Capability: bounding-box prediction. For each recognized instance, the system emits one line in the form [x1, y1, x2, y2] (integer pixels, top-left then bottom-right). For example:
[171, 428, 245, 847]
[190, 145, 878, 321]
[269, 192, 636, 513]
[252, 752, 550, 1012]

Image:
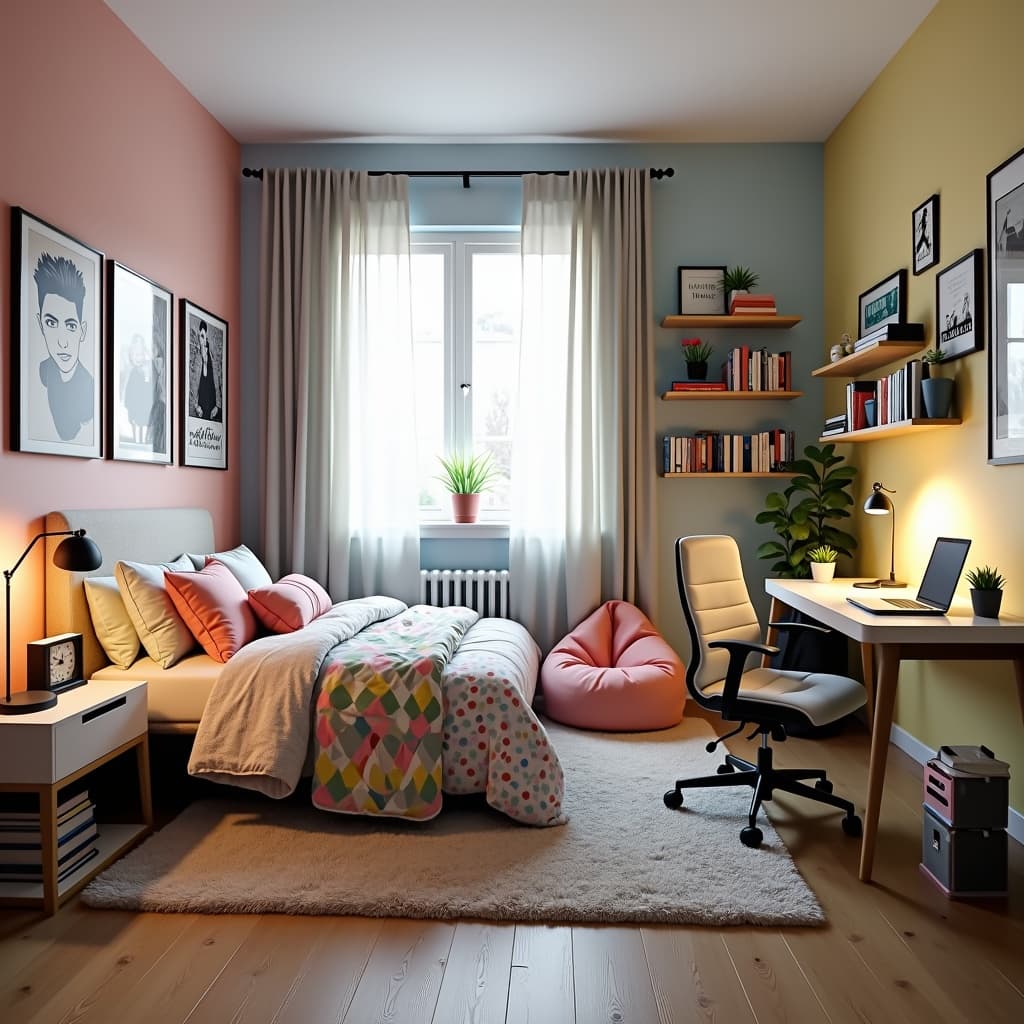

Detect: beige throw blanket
[188, 597, 406, 797]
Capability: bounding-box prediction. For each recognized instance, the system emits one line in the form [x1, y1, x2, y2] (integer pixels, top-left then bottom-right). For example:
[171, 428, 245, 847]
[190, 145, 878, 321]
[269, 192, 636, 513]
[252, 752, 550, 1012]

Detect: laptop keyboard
[884, 598, 927, 609]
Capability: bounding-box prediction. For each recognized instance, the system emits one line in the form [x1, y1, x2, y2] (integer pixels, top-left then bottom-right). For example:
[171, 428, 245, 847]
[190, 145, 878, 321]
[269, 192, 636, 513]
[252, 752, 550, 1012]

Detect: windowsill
[419, 522, 509, 540]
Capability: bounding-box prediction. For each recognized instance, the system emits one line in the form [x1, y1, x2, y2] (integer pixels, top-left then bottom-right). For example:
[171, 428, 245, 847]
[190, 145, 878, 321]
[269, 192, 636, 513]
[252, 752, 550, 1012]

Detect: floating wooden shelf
[662, 472, 788, 478]
[661, 390, 803, 401]
[812, 341, 928, 378]
[660, 315, 802, 330]
[819, 418, 961, 443]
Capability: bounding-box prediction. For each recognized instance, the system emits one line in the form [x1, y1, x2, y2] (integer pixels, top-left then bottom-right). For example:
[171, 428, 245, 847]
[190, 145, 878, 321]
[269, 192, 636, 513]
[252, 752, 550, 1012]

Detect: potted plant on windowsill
[965, 565, 1005, 618]
[681, 337, 713, 380]
[435, 452, 499, 524]
[721, 265, 760, 310]
[807, 545, 839, 582]
[921, 348, 954, 418]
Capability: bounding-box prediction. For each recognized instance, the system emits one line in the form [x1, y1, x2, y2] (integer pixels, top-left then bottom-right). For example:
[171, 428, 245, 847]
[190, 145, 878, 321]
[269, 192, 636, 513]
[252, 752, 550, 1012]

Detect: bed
[44, 508, 563, 825]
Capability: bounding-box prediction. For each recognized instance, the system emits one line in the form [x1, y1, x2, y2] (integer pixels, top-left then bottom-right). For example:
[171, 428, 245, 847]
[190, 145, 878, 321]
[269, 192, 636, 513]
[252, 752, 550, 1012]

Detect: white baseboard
[889, 723, 1023, 846]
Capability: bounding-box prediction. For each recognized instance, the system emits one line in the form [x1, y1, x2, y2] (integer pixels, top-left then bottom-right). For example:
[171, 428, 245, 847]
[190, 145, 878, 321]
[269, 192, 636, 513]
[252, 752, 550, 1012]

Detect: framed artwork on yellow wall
[935, 249, 983, 362]
[912, 193, 940, 275]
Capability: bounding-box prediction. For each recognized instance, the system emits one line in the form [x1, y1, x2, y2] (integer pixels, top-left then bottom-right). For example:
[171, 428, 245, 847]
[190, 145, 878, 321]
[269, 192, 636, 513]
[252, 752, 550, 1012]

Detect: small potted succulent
[435, 451, 499, 523]
[721, 265, 760, 309]
[921, 348, 954, 418]
[965, 565, 1005, 618]
[807, 544, 839, 583]
[681, 337, 713, 380]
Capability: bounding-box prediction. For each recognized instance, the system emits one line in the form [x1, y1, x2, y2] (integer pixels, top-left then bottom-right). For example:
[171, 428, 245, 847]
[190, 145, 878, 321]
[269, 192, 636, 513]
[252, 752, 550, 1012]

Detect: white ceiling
[105, 0, 938, 144]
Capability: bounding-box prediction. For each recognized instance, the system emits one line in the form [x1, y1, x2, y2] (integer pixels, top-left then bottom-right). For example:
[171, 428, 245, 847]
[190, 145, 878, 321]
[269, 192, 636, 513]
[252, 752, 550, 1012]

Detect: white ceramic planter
[810, 562, 836, 583]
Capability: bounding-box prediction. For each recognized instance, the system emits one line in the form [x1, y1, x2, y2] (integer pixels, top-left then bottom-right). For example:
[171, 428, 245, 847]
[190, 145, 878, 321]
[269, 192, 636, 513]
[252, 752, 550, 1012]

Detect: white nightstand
[0, 679, 151, 914]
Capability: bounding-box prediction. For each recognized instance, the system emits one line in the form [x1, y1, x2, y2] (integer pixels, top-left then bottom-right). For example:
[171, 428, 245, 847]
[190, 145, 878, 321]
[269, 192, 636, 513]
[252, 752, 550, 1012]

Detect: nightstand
[0, 680, 151, 914]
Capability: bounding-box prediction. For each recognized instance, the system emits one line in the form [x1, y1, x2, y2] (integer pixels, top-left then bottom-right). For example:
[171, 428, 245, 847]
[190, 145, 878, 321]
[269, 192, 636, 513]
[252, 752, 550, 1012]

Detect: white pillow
[115, 555, 196, 669]
[186, 544, 272, 592]
[84, 576, 141, 669]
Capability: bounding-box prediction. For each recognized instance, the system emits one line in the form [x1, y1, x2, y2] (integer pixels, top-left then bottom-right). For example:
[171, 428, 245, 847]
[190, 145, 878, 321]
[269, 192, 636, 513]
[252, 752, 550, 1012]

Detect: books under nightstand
[0, 789, 99, 883]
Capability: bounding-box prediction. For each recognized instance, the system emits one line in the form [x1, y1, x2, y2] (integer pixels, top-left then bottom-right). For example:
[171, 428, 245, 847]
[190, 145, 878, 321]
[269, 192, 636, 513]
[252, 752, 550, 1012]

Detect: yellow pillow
[115, 555, 196, 668]
[84, 576, 141, 669]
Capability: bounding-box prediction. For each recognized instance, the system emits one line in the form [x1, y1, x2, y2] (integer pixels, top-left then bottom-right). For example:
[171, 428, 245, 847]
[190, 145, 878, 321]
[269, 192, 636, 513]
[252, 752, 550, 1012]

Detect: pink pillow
[164, 560, 258, 663]
[247, 574, 333, 634]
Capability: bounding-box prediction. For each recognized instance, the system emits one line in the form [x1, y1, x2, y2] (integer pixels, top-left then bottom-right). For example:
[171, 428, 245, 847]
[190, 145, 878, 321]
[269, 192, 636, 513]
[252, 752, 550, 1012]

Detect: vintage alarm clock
[27, 633, 87, 695]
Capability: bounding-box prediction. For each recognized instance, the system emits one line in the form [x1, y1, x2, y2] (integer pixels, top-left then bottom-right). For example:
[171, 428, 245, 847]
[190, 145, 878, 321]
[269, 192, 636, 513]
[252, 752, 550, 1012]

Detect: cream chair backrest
[677, 535, 761, 692]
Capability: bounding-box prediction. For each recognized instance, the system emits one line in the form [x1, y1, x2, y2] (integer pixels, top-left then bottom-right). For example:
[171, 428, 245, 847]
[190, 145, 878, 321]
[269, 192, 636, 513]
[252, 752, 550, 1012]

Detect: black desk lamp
[853, 482, 906, 589]
[2, 529, 102, 715]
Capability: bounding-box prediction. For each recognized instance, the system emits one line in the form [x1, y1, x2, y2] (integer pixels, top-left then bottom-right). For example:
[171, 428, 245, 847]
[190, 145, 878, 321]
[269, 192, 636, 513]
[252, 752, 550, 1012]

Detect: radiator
[419, 569, 511, 618]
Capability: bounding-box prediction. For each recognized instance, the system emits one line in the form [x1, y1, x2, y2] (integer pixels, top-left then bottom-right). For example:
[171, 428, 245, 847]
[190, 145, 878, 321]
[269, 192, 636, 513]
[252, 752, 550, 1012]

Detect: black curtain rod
[242, 167, 673, 188]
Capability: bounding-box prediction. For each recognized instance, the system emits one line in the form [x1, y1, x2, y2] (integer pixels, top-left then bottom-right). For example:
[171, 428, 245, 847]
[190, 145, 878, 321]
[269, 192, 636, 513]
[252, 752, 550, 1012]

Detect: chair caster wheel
[842, 814, 863, 838]
[716, 763, 735, 774]
[740, 826, 763, 848]
[705, 741, 717, 753]
[815, 779, 833, 794]
[664, 790, 684, 810]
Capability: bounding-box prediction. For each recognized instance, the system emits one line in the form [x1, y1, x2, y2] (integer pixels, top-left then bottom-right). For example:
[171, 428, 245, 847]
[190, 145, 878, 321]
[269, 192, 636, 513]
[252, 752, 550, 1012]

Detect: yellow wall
[825, 0, 1024, 812]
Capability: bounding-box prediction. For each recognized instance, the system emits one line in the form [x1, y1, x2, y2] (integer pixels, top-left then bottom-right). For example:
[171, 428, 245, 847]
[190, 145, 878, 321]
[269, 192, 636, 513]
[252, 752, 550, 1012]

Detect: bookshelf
[663, 472, 788, 478]
[661, 390, 802, 401]
[661, 315, 801, 330]
[819, 418, 961, 443]
[812, 340, 928, 378]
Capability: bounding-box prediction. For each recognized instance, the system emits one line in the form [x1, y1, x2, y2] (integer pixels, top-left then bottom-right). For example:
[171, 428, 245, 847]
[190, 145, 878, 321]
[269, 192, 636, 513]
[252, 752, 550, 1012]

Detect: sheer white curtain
[510, 170, 655, 653]
[259, 169, 419, 604]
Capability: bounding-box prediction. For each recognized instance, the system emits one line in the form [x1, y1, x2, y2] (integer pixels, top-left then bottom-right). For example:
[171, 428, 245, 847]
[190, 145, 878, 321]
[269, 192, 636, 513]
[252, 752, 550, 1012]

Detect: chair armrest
[767, 620, 831, 636]
[708, 639, 780, 712]
[709, 639, 780, 659]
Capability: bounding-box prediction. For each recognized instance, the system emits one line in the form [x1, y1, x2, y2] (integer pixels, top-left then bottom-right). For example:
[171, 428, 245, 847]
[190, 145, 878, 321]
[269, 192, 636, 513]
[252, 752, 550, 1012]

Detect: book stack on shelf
[729, 292, 777, 316]
[0, 791, 99, 885]
[722, 347, 792, 391]
[853, 321, 925, 352]
[822, 412, 848, 437]
[663, 429, 795, 474]
[843, 359, 924, 430]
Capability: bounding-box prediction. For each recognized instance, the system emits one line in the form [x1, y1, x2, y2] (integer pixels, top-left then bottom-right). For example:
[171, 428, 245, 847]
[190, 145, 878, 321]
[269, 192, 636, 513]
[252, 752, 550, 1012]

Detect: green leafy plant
[922, 347, 946, 364]
[681, 337, 713, 363]
[756, 443, 858, 578]
[965, 565, 1005, 590]
[807, 545, 838, 564]
[722, 265, 760, 292]
[435, 452, 499, 495]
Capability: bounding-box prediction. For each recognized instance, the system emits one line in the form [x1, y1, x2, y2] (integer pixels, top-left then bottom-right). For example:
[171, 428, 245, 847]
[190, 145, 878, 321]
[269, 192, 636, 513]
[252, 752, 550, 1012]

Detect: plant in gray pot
[921, 348, 954, 418]
[965, 565, 1005, 618]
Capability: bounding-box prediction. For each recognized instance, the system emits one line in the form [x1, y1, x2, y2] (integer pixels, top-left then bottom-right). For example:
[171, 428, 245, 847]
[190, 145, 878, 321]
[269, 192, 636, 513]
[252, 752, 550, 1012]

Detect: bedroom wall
[0, 0, 241, 690]
[824, 0, 1024, 811]
[238, 142, 825, 655]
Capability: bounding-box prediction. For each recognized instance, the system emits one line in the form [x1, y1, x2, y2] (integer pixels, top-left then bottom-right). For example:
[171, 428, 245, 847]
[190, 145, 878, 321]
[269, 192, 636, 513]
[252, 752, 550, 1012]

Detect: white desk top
[764, 578, 1024, 645]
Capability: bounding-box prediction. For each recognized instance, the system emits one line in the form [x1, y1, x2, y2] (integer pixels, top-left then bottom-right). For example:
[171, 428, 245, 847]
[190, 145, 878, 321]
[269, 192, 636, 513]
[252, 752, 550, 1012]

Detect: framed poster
[109, 262, 173, 463]
[11, 208, 103, 458]
[858, 269, 907, 337]
[912, 193, 940, 275]
[677, 266, 727, 315]
[935, 249, 983, 362]
[180, 300, 228, 469]
[987, 144, 1024, 464]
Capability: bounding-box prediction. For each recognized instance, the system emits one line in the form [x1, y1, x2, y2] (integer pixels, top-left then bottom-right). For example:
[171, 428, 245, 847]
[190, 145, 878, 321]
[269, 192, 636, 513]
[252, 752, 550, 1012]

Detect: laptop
[846, 537, 971, 616]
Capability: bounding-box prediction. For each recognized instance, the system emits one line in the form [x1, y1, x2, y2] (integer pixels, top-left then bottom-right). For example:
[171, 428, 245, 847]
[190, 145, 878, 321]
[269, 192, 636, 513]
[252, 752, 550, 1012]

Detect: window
[411, 233, 521, 519]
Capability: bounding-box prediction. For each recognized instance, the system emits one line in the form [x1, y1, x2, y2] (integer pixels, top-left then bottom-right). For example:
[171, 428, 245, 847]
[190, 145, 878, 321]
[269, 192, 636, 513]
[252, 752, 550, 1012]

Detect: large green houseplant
[756, 443, 858, 578]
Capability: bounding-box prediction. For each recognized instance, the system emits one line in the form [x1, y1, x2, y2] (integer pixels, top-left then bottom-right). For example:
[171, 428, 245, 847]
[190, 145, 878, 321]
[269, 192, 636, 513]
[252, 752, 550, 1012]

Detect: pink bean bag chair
[541, 600, 686, 731]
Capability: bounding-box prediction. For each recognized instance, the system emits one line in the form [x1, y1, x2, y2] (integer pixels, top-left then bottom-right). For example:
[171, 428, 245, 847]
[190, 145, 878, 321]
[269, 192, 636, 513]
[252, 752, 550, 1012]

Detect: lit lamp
[853, 482, 906, 590]
[2, 529, 102, 715]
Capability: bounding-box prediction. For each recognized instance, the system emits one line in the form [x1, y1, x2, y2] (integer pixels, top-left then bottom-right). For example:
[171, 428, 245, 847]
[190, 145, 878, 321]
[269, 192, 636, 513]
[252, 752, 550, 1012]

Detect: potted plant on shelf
[965, 565, 1005, 618]
[681, 337, 713, 380]
[807, 545, 839, 583]
[921, 348, 954, 418]
[435, 451, 499, 524]
[721, 265, 760, 309]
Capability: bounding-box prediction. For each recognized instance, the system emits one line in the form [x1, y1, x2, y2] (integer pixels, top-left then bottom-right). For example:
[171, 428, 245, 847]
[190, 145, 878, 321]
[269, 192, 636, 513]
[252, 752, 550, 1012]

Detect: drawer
[53, 686, 147, 781]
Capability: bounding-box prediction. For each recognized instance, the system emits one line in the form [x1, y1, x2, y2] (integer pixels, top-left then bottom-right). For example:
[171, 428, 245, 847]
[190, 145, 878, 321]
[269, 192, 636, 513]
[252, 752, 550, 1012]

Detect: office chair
[665, 535, 865, 848]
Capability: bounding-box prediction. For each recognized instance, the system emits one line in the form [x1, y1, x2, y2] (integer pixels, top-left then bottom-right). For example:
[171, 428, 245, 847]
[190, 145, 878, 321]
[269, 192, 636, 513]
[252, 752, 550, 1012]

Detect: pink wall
[0, 0, 241, 689]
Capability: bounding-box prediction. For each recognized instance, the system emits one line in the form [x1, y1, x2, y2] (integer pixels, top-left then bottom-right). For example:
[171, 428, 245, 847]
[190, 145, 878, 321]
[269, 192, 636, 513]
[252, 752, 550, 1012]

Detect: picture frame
[109, 262, 173, 464]
[677, 266, 727, 315]
[912, 193, 940, 275]
[935, 249, 983, 362]
[10, 208, 103, 458]
[858, 269, 907, 337]
[987, 144, 1024, 464]
[180, 300, 228, 469]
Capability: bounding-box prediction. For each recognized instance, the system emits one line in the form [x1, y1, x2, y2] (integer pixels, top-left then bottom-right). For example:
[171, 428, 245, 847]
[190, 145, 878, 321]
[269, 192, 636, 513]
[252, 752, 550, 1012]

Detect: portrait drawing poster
[181, 299, 228, 469]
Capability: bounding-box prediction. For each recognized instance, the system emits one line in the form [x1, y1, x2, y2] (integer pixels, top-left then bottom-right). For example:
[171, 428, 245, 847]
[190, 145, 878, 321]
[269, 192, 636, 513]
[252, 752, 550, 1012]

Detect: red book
[671, 381, 727, 391]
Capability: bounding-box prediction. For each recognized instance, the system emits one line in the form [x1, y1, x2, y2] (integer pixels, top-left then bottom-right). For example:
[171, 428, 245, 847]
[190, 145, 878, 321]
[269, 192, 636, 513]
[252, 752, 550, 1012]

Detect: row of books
[0, 790, 99, 884]
[843, 360, 925, 431]
[821, 412, 848, 437]
[730, 293, 777, 316]
[663, 429, 796, 474]
[853, 321, 925, 352]
[721, 347, 793, 392]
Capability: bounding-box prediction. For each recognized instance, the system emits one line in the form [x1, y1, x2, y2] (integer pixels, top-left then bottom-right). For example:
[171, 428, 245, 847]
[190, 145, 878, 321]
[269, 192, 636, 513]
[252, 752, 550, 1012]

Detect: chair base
[663, 738, 862, 847]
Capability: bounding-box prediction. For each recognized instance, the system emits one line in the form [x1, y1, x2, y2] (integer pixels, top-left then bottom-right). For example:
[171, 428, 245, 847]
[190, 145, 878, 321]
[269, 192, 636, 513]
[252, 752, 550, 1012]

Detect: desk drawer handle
[82, 696, 126, 723]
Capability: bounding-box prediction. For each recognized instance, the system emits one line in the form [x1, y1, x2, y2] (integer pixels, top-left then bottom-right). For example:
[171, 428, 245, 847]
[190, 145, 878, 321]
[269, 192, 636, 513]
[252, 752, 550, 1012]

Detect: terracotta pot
[686, 361, 708, 381]
[451, 492, 481, 524]
[810, 562, 836, 583]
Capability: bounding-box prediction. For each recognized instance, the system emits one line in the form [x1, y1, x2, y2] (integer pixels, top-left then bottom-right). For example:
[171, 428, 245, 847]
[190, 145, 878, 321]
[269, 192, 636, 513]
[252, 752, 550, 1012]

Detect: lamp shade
[52, 532, 102, 572]
[863, 483, 893, 515]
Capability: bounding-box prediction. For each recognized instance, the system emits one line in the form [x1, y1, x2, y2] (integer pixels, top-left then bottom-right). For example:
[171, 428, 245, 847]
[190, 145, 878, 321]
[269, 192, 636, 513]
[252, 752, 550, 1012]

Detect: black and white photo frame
[11, 208, 103, 458]
[935, 249, 983, 363]
[912, 193, 940, 275]
[109, 262, 173, 464]
[180, 299, 228, 469]
[858, 269, 907, 337]
[677, 266, 727, 315]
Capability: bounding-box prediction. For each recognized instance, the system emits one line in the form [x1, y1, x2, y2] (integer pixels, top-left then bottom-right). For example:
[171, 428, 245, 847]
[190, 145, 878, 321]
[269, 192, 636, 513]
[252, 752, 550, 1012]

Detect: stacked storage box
[921, 745, 1009, 897]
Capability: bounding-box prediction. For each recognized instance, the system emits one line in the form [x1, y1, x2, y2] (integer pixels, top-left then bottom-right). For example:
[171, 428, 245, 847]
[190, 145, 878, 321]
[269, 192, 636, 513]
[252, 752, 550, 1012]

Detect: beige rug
[83, 718, 824, 926]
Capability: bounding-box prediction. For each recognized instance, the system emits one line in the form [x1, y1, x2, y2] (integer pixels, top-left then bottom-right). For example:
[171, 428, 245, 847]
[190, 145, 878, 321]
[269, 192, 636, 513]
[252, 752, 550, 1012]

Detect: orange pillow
[164, 560, 258, 663]
[247, 574, 333, 634]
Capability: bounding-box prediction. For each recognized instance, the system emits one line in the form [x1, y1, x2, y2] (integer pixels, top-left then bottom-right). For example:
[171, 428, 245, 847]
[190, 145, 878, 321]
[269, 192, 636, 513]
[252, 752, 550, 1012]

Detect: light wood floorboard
[2, 707, 1021, 1023]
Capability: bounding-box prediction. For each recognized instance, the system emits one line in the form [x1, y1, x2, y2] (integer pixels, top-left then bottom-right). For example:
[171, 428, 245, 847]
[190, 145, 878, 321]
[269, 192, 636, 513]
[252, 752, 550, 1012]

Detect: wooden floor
[2, 708, 1022, 1024]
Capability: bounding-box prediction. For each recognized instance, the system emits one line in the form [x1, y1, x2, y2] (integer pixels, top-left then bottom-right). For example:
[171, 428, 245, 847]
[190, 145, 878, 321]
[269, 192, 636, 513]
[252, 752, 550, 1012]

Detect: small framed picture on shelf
[180, 300, 228, 470]
[935, 249, 983, 362]
[912, 193, 940, 275]
[677, 266, 726, 315]
[858, 268, 907, 337]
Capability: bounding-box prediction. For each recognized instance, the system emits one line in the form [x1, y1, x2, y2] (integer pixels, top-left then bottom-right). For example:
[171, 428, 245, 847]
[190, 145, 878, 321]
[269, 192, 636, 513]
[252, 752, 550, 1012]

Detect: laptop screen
[917, 537, 971, 607]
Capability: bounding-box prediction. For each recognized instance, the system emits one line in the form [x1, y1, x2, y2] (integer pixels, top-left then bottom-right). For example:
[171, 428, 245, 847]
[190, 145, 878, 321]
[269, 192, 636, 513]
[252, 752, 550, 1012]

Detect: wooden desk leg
[1014, 659, 1024, 728]
[860, 642, 875, 725]
[137, 735, 153, 829]
[763, 596, 786, 667]
[859, 644, 900, 883]
[40, 784, 59, 916]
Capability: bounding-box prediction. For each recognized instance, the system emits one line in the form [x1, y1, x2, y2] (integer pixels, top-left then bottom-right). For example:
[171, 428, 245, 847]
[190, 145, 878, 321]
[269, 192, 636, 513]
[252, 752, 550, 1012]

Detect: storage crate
[923, 758, 1008, 829]
[921, 806, 1007, 897]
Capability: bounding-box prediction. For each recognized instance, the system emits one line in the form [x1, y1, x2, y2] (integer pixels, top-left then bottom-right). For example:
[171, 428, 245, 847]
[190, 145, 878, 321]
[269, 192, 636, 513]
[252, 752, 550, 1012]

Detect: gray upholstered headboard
[45, 508, 215, 679]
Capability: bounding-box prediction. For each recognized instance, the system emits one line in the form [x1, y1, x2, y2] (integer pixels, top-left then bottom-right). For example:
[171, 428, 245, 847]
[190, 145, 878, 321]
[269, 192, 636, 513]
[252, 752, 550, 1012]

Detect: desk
[763, 578, 1024, 883]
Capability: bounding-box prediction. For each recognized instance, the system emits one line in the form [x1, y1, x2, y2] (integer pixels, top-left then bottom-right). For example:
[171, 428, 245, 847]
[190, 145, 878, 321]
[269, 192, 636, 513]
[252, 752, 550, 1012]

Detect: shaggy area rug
[83, 718, 824, 926]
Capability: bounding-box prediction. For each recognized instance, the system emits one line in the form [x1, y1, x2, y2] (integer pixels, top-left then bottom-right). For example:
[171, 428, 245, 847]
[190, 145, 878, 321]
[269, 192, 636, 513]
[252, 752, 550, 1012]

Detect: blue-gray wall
[239, 143, 823, 654]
